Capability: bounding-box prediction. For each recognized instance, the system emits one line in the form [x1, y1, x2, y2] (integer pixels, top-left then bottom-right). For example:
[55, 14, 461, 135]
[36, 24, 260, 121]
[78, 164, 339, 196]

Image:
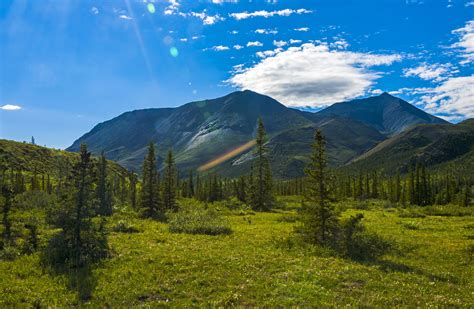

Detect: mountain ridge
[67, 90, 450, 178]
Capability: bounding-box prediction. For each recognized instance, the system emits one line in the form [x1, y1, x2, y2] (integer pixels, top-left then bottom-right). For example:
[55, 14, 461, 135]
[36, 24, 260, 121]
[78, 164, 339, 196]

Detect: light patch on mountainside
[227, 43, 401, 107]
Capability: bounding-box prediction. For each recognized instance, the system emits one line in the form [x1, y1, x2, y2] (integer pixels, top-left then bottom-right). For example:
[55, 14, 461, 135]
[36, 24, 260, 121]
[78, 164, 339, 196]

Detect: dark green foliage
[1, 186, 13, 248]
[162, 150, 177, 211]
[340, 214, 392, 261]
[45, 144, 108, 268]
[248, 118, 275, 211]
[168, 204, 232, 235]
[299, 130, 339, 246]
[96, 152, 112, 216]
[129, 172, 138, 209]
[140, 143, 162, 219]
[112, 220, 140, 233]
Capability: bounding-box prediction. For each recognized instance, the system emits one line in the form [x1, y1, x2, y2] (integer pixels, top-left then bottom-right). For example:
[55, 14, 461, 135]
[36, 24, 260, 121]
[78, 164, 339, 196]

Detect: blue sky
[1, 0, 473, 148]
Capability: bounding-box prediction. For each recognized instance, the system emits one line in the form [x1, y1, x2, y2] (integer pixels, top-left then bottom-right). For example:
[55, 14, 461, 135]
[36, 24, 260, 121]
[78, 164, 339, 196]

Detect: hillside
[67, 90, 448, 178]
[317, 92, 447, 135]
[345, 119, 474, 174]
[0, 139, 128, 178]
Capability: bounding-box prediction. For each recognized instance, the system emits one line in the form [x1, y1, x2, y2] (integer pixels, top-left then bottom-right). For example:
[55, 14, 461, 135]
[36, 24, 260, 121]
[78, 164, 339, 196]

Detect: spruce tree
[48, 144, 108, 267]
[129, 172, 138, 209]
[162, 149, 177, 211]
[299, 130, 339, 245]
[249, 118, 274, 211]
[97, 151, 112, 216]
[140, 142, 161, 218]
[1, 185, 13, 247]
[187, 170, 195, 198]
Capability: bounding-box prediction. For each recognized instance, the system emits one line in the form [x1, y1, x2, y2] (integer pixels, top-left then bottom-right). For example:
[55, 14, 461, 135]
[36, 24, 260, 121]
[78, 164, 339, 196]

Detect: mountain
[317, 92, 447, 135]
[67, 90, 448, 178]
[344, 119, 474, 175]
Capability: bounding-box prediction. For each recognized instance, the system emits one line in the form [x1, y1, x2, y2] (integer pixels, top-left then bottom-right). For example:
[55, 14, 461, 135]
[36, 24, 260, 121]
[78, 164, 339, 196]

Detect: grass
[1, 198, 473, 306]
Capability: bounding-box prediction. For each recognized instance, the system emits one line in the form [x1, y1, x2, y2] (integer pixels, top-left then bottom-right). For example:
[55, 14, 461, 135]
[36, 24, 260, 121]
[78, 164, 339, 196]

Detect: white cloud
[1, 104, 22, 111]
[230, 8, 312, 20]
[256, 48, 283, 58]
[273, 40, 287, 47]
[294, 27, 310, 32]
[451, 20, 474, 64]
[181, 11, 225, 25]
[255, 28, 278, 35]
[371, 89, 384, 95]
[418, 75, 474, 119]
[164, 0, 180, 15]
[91, 7, 99, 15]
[180, 38, 188, 42]
[230, 30, 239, 34]
[207, 45, 230, 51]
[403, 62, 454, 82]
[233, 44, 244, 50]
[466, 1, 474, 6]
[330, 39, 349, 50]
[247, 41, 263, 47]
[119, 14, 132, 20]
[227, 43, 402, 107]
[289, 39, 302, 44]
[212, 0, 239, 3]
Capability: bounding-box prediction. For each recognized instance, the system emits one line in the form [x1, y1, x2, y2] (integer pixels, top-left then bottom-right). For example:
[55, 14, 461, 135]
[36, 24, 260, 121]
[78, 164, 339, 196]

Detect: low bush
[112, 220, 140, 233]
[340, 214, 393, 262]
[168, 207, 232, 236]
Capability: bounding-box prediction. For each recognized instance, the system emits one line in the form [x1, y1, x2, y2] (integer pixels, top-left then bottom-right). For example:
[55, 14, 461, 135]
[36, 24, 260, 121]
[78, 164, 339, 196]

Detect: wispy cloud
[119, 14, 132, 20]
[205, 45, 230, 51]
[230, 8, 312, 20]
[228, 43, 402, 107]
[451, 20, 474, 64]
[273, 40, 287, 47]
[403, 63, 455, 82]
[164, 0, 180, 15]
[418, 75, 474, 119]
[91, 7, 99, 15]
[294, 27, 310, 32]
[247, 41, 263, 47]
[1, 104, 22, 111]
[233, 44, 244, 50]
[182, 11, 225, 25]
[255, 28, 278, 35]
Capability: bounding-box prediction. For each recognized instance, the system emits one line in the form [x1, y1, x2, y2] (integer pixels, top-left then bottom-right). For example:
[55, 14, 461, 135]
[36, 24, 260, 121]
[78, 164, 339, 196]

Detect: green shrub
[221, 197, 249, 211]
[277, 214, 298, 223]
[0, 245, 20, 261]
[168, 208, 232, 236]
[340, 214, 392, 261]
[112, 220, 140, 233]
[400, 221, 420, 230]
[398, 209, 426, 218]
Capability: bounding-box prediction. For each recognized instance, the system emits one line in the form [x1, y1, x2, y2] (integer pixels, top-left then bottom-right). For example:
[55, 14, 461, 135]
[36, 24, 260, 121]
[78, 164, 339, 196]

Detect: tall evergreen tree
[249, 118, 274, 211]
[299, 130, 339, 245]
[97, 151, 112, 216]
[48, 144, 108, 267]
[1, 185, 13, 247]
[140, 142, 161, 218]
[187, 170, 195, 198]
[129, 172, 138, 209]
[162, 149, 177, 211]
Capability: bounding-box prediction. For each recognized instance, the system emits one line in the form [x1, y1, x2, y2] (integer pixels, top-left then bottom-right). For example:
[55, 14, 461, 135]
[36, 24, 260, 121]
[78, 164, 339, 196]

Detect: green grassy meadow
[1, 198, 473, 307]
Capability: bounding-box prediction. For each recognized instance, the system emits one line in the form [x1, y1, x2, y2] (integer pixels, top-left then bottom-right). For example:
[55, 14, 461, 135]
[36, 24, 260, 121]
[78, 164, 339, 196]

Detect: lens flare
[170, 47, 179, 57]
[147, 3, 156, 14]
[198, 140, 256, 172]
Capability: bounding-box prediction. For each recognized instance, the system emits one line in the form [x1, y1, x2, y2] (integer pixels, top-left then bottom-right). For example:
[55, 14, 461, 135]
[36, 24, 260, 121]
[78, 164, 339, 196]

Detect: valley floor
[1, 198, 473, 306]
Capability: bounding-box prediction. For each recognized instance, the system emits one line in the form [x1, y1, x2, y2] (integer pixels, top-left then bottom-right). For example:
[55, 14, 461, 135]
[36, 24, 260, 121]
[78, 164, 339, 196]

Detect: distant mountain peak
[317, 93, 447, 135]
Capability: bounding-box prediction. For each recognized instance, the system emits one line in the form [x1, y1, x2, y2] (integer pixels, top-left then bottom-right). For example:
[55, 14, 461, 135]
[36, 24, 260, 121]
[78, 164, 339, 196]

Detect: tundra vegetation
[0, 120, 472, 306]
